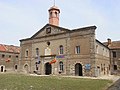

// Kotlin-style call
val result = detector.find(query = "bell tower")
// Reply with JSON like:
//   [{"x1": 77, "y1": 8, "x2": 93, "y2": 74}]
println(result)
[{"x1": 48, "y1": 5, "x2": 60, "y2": 26}]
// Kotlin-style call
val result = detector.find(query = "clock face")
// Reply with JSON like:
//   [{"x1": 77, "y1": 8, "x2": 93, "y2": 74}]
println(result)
[
  {"x1": 46, "y1": 27, "x2": 63, "y2": 35},
  {"x1": 46, "y1": 27, "x2": 51, "y2": 34}
]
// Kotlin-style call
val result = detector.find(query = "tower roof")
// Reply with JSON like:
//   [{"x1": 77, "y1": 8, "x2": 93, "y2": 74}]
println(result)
[{"x1": 49, "y1": 5, "x2": 60, "y2": 13}]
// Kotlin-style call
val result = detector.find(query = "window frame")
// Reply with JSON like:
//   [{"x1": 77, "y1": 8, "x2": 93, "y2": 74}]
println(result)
[
  {"x1": 9, "y1": 55, "x2": 11, "y2": 58},
  {"x1": 75, "y1": 46, "x2": 80, "y2": 54},
  {"x1": 36, "y1": 48, "x2": 39, "y2": 56},
  {"x1": 2, "y1": 54, "x2": 5, "y2": 58},
  {"x1": 59, "y1": 45, "x2": 64, "y2": 55},
  {"x1": 114, "y1": 65, "x2": 117, "y2": 70},
  {"x1": 15, "y1": 65, "x2": 18, "y2": 70},
  {"x1": 25, "y1": 50, "x2": 29, "y2": 57},
  {"x1": 113, "y1": 51, "x2": 116, "y2": 58},
  {"x1": 59, "y1": 61, "x2": 64, "y2": 71}
]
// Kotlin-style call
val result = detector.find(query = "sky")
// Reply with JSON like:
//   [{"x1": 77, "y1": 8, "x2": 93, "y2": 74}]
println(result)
[{"x1": 0, "y1": 0, "x2": 120, "y2": 46}]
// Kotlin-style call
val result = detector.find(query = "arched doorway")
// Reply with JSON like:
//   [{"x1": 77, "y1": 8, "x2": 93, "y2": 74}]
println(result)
[
  {"x1": 75, "y1": 63, "x2": 83, "y2": 76},
  {"x1": 1, "y1": 66, "x2": 4, "y2": 72},
  {"x1": 45, "y1": 62, "x2": 52, "y2": 75},
  {"x1": 24, "y1": 64, "x2": 29, "y2": 73},
  {"x1": 15, "y1": 65, "x2": 18, "y2": 70}
]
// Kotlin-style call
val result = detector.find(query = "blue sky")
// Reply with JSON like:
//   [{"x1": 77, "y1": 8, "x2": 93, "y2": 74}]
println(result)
[{"x1": 0, "y1": 0, "x2": 120, "y2": 46}]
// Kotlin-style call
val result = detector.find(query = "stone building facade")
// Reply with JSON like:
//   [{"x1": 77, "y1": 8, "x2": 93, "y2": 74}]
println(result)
[
  {"x1": 19, "y1": 5, "x2": 111, "y2": 77},
  {"x1": 95, "y1": 40, "x2": 110, "y2": 76},
  {"x1": 104, "y1": 39, "x2": 120, "y2": 75},
  {"x1": 0, "y1": 44, "x2": 20, "y2": 73}
]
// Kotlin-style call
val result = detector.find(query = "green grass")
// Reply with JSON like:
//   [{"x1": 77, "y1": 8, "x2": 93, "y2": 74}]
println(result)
[{"x1": 0, "y1": 73, "x2": 112, "y2": 90}]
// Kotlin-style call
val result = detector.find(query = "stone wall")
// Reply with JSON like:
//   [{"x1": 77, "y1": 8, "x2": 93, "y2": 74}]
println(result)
[
  {"x1": 19, "y1": 25, "x2": 111, "y2": 77},
  {"x1": 0, "y1": 52, "x2": 19, "y2": 73}
]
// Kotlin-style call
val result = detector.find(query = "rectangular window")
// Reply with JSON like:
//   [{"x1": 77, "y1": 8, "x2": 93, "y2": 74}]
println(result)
[
  {"x1": 113, "y1": 51, "x2": 116, "y2": 57},
  {"x1": 96, "y1": 45, "x2": 98, "y2": 53},
  {"x1": 101, "y1": 64, "x2": 103, "y2": 71},
  {"x1": 114, "y1": 65, "x2": 117, "y2": 70},
  {"x1": 76, "y1": 46, "x2": 80, "y2": 54},
  {"x1": 2, "y1": 54, "x2": 5, "y2": 58}
]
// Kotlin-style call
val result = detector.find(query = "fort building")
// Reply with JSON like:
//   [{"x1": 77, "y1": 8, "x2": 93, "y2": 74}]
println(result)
[
  {"x1": 19, "y1": 5, "x2": 110, "y2": 77},
  {"x1": 0, "y1": 44, "x2": 20, "y2": 73}
]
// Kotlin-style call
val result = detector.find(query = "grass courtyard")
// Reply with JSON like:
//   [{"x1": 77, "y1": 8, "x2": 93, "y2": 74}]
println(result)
[{"x1": 0, "y1": 73, "x2": 112, "y2": 90}]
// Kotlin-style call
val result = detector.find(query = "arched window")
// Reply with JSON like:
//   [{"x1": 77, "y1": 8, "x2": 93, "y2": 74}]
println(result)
[
  {"x1": 25, "y1": 50, "x2": 29, "y2": 57},
  {"x1": 59, "y1": 45, "x2": 63, "y2": 54},
  {"x1": 36, "y1": 48, "x2": 39, "y2": 55},
  {"x1": 55, "y1": 12, "x2": 57, "y2": 17},
  {"x1": 59, "y1": 61, "x2": 64, "y2": 71},
  {"x1": 50, "y1": 12, "x2": 52, "y2": 17}
]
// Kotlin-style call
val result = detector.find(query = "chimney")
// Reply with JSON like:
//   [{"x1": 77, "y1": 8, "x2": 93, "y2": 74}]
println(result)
[{"x1": 107, "y1": 38, "x2": 112, "y2": 46}]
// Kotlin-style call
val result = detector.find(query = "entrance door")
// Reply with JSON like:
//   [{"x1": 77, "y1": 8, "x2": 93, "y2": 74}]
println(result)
[
  {"x1": 45, "y1": 62, "x2": 52, "y2": 75},
  {"x1": 15, "y1": 65, "x2": 18, "y2": 70},
  {"x1": 1, "y1": 66, "x2": 4, "y2": 72},
  {"x1": 75, "y1": 63, "x2": 83, "y2": 76}
]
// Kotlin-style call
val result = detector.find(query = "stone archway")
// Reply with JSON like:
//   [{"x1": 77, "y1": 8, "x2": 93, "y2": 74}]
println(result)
[
  {"x1": 15, "y1": 65, "x2": 18, "y2": 70},
  {"x1": 24, "y1": 64, "x2": 29, "y2": 73},
  {"x1": 75, "y1": 63, "x2": 83, "y2": 76},
  {"x1": 45, "y1": 62, "x2": 52, "y2": 75}
]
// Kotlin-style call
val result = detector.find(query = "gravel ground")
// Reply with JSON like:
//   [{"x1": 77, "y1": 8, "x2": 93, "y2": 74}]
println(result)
[
  {"x1": 30, "y1": 74, "x2": 120, "y2": 82},
  {"x1": 107, "y1": 78, "x2": 120, "y2": 90}
]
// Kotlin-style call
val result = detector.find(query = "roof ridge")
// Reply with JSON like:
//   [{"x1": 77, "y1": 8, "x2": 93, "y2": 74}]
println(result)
[{"x1": 72, "y1": 25, "x2": 97, "y2": 31}]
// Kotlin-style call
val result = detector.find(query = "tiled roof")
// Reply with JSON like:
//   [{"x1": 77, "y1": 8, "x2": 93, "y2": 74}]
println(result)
[
  {"x1": 103, "y1": 41, "x2": 120, "y2": 49},
  {"x1": 0, "y1": 44, "x2": 20, "y2": 53},
  {"x1": 109, "y1": 41, "x2": 120, "y2": 49},
  {"x1": 0, "y1": 44, "x2": 6, "y2": 52},
  {"x1": 49, "y1": 6, "x2": 60, "y2": 12}
]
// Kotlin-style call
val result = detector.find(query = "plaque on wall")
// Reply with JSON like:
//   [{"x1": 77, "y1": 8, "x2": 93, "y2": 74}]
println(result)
[
  {"x1": 85, "y1": 64, "x2": 91, "y2": 70},
  {"x1": 56, "y1": 55, "x2": 65, "y2": 58},
  {"x1": 45, "y1": 47, "x2": 51, "y2": 56}
]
